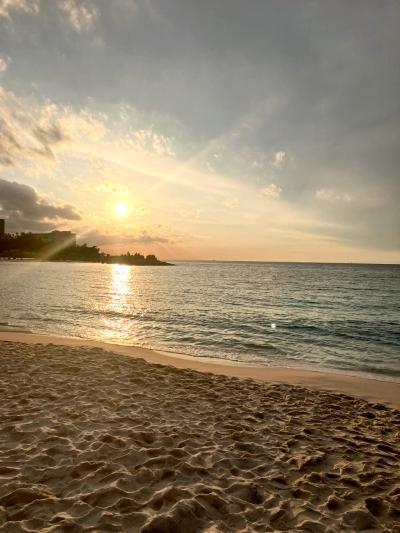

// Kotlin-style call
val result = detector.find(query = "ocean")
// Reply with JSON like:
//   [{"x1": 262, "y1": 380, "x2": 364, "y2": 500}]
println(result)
[{"x1": 0, "y1": 261, "x2": 399, "y2": 380}]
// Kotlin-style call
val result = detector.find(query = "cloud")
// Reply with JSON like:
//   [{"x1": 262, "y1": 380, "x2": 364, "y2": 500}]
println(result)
[
  {"x1": 60, "y1": 0, "x2": 98, "y2": 33},
  {"x1": 0, "y1": 87, "x2": 68, "y2": 166},
  {"x1": 0, "y1": 55, "x2": 10, "y2": 73},
  {"x1": 82, "y1": 229, "x2": 170, "y2": 247},
  {"x1": 93, "y1": 180, "x2": 129, "y2": 194},
  {"x1": 249, "y1": 150, "x2": 287, "y2": 175},
  {"x1": 224, "y1": 196, "x2": 239, "y2": 209},
  {"x1": 131, "y1": 129, "x2": 175, "y2": 157},
  {"x1": 0, "y1": 1, "x2": 398, "y2": 258},
  {"x1": 315, "y1": 189, "x2": 351, "y2": 203},
  {"x1": 128, "y1": 231, "x2": 170, "y2": 245},
  {"x1": 0, "y1": 178, "x2": 81, "y2": 232},
  {"x1": 0, "y1": 0, "x2": 39, "y2": 18},
  {"x1": 273, "y1": 150, "x2": 286, "y2": 168},
  {"x1": 0, "y1": 85, "x2": 105, "y2": 168},
  {"x1": 261, "y1": 183, "x2": 282, "y2": 199}
]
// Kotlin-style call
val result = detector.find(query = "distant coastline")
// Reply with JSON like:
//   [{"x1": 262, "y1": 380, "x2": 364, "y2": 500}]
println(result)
[
  {"x1": 0, "y1": 226, "x2": 172, "y2": 266},
  {"x1": 0, "y1": 256, "x2": 172, "y2": 266}
]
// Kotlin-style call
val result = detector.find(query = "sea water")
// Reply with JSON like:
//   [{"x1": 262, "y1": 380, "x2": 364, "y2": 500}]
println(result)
[{"x1": 0, "y1": 261, "x2": 399, "y2": 380}]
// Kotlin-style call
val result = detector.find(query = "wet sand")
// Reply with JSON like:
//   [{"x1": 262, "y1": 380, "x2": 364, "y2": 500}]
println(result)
[{"x1": 0, "y1": 335, "x2": 399, "y2": 531}]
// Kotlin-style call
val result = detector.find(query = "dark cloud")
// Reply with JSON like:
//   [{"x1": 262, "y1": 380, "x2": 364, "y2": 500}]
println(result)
[{"x1": 0, "y1": 178, "x2": 80, "y2": 232}]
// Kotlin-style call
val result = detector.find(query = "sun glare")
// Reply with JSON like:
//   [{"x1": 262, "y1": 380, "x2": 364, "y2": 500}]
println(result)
[{"x1": 115, "y1": 203, "x2": 128, "y2": 217}]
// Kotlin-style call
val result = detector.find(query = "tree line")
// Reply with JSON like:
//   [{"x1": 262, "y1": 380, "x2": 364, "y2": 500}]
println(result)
[{"x1": 0, "y1": 233, "x2": 171, "y2": 266}]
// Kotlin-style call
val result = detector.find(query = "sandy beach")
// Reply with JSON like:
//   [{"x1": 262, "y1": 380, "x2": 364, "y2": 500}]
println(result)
[{"x1": 0, "y1": 335, "x2": 399, "y2": 532}]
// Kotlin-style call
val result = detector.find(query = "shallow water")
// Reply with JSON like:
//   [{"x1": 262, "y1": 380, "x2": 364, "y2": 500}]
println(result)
[{"x1": 0, "y1": 261, "x2": 399, "y2": 380}]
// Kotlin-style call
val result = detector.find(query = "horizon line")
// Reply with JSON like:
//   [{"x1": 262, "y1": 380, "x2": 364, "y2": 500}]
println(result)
[{"x1": 165, "y1": 259, "x2": 400, "y2": 266}]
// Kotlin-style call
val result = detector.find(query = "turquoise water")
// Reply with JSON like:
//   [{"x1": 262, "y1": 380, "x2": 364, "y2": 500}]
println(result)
[{"x1": 0, "y1": 261, "x2": 399, "y2": 380}]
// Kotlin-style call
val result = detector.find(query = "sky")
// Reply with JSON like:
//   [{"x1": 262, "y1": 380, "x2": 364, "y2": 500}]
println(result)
[{"x1": 0, "y1": 0, "x2": 399, "y2": 262}]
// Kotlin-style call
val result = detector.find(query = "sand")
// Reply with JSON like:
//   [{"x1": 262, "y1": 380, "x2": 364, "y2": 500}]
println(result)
[
  {"x1": 1, "y1": 332, "x2": 399, "y2": 410},
  {"x1": 0, "y1": 338, "x2": 399, "y2": 532}
]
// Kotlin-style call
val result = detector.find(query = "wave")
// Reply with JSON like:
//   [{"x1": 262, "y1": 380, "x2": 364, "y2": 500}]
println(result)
[{"x1": 1, "y1": 261, "x2": 399, "y2": 380}]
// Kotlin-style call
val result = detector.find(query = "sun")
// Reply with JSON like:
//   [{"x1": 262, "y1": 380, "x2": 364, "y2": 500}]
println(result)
[{"x1": 115, "y1": 203, "x2": 128, "y2": 217}]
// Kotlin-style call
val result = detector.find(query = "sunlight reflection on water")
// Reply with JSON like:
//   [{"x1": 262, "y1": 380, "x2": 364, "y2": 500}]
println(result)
[
  {"x1": 103, "y1": 264, "x2": 134, "y2": 341},
  {"x1": 0, "y1": 261, "x2": 399, "y2": 379}
]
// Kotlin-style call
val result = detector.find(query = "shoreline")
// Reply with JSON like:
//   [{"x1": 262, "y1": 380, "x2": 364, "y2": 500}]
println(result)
[{"x1": 1, "y1": 330, "x2": 399, "y2": 409}]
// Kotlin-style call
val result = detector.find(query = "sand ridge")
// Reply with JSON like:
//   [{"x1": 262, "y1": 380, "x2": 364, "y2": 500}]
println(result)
[{"x1": 0, "y1": 341, "x2": 399, "y2": 532}]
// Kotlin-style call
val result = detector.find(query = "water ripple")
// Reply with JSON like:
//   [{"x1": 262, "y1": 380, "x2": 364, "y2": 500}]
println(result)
[{"x1": 1, "y1": 261, "x2": 399, "y2": 379}]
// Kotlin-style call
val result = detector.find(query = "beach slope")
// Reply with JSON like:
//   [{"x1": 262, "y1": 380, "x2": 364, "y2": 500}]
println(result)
[
  {"x1": 0, "y1": 332, "x2": 399, "y2": 409},
  {"x1": 0, "y1": 339, "x2": 399, "y2": 532}
]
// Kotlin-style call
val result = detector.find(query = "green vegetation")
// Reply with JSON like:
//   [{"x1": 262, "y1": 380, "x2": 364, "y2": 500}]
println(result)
[{"x1": 0, "y1": 233, "x2": 171, "y2": 266}]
